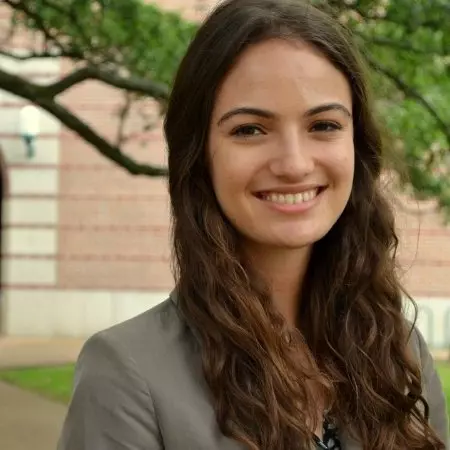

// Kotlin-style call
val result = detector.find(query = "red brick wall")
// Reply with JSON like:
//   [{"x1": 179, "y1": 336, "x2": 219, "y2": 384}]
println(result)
[
  {"x1": 57, "y1": 0, "x2": 450, "y2": 296},
  {"x1": 57, "y1": 0, "x2": 217, "y2": 290},
  {"x1": 3, "y1": 0, "x2": 450, "y2": 297},
  {"x1": 395, "y1": 197, "x2": 450, "y2": 297},
  {"x1": 57, "y1": 109, "x2": 171, "y2": 289}
]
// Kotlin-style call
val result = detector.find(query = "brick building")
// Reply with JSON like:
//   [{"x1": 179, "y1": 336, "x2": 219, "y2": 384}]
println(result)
[{"x1": 0, "y1": 0, "x2": 449, "y2": 348}]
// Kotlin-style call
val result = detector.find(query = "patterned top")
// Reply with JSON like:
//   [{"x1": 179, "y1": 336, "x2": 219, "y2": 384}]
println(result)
[{"x1": 313, "y1": 416, "x2": 341, "y2": 449}]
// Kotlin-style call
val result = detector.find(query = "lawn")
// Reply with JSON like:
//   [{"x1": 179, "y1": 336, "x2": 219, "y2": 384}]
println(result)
[
  {"x1": 0, "y1": 363, "x2": 449, "y2": 414},
  {"x1": 438, "y1": 363, "x2": 450, "y2": 413},
  {"x1": 0, "y1": 364, "x2": 75, "y2": 404}
]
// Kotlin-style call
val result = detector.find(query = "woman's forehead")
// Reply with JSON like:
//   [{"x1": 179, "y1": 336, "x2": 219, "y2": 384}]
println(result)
[{"x1": 213, "y1": 39, "x2": 352, "y2": 117}]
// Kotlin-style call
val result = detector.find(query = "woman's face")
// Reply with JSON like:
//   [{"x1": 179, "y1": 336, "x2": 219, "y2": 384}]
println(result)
[{"x1": 208, "y1": 38, "x2": 354, "y2": 251}]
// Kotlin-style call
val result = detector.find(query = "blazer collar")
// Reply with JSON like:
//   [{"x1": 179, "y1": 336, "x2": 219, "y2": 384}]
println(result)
[{"x1": 169, "y1": 288, "x2": 203, "y2": 344}]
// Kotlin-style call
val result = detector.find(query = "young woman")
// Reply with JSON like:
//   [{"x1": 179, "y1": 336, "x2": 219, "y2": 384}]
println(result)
[{"x1": 58, "y1": 0, "x2": 449, "y2": 449}]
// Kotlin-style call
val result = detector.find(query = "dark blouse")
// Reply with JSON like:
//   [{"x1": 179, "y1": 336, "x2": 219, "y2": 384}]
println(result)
[{"x1": 313, "y1": 416, "x2": 341, "y2": 449}]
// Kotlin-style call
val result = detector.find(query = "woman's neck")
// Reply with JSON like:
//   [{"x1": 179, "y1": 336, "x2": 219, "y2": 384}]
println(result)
[{"x1": 243, "y1": 242, "x2": 312, "y2": 327}]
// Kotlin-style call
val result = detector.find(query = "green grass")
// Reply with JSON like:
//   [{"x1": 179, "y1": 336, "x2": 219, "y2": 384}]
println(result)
[
  {"x1": 0, "y1": 363, "x2": 449, "y2": 414},
  {"x1": 437, "y1": 363, "x2": 450, "y2": 413},
  {"x1": 0, "y1": 365, "x2": 75, "y2": 404}
]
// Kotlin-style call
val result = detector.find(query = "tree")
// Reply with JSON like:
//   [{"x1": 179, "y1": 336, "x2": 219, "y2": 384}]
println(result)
[
  {"x1": 1, "y1": 0, "x2": 449, "y2": 215},
  {"x1": 0, "y1": 0, "x2": 196, "y2": 176},
  {"x1": 319, "y1": 0, "x2": 450, "y2": 217}
]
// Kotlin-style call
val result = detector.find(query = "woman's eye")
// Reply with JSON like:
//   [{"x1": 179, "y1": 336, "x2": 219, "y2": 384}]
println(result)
[
  {"x1": 231, "y1": 125, "x2": 264, "y2": 137},
  {"x1": 310, "y1": 121, "x2": 342, "y2": 133}
]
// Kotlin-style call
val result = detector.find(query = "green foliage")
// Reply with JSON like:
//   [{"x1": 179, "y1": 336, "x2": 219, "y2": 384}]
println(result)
[
  {"x1": 311, "y1": 0, "x2": 450, "y2": 217},
  {"x1": 5, "y1": 0, "x2": 450, "y2": 217},
  {"x1": 353, "y1": 0, "x2": 450, "y2": 215},
  {"x1": 15, "y1": 0, "x2": 198, "y2": 86}
]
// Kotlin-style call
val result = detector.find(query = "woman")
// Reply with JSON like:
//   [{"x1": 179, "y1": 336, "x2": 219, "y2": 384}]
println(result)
[{"x1": 58, "y1": 0, "x2": 449, "y2": 449}]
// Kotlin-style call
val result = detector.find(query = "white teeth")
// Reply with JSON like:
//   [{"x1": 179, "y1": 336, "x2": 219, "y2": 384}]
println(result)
[{"x1": 263, "y1": 189, "x2": 318, "y2": 205}]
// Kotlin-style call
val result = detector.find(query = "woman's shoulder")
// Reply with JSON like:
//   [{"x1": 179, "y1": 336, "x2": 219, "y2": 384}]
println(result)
[
  {"x1": 94, "y1": 294, "x2": 186, "y2": 347},
  {"x1": 407, "y1": 323, "x2": 435, "y2": 373},
  {"x1": 59, "y1": 295, "x2": 203, "y2": 449},
  {"x1": 408, "y1": 323, "x2": 449, "y2": 446},
  {"x1": 76, "y1": 293, "x2": 199, "y2": 388},
  {"x1": 407, "y1": 323, "x2": 436, "y2": 390}
]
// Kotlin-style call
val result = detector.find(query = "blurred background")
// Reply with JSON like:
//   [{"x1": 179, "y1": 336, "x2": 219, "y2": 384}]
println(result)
[{"x1": 0, "y1": 0, "x2": 449, "y2": 449}]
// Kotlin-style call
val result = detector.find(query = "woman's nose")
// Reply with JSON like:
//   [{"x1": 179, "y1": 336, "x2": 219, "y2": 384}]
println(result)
[{"x1": 269, "y1": 132, "x2": 315, "y2": 180}]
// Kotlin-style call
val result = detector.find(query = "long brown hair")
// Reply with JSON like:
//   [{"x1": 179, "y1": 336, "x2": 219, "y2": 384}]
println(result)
[{"x1": 164, "y1": 0, "x2": 445, "y2": 448}]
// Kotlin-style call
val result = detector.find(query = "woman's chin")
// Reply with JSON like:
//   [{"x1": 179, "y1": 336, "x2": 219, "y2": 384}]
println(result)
[{"x1": 258, "y1": 234, "x2": 321, "y2": 250}]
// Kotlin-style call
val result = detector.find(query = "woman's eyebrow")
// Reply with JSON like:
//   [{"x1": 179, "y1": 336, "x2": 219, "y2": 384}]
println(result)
[
  {"x1": 304, "y1": 103, "x2": 352, "y2": 118},
  {"x1": 217, "y1": 107, "x2": 274, "y2": 126},
  {"x1": 217, "y1": 102, "x2": 352, "y2": 126}
]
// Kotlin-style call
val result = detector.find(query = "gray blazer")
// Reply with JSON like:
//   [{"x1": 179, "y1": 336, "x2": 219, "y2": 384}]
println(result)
[{"x1": 58, "y1": 294, "x2": 449, "y2": 450}]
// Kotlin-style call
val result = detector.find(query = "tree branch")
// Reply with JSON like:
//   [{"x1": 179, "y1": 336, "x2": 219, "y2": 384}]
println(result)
[
  {"x1": 365, "y1": 54, "x2": 450, "y2": 143},
  {"x1": 31, "y1": 0, "x2": 97, "y2": 58},
  {"x1": 3, "y1": 0, "x2": 69, "y2": 54},
  {"x1": 0, "y1": 48, "x2": 80, "y2": 60},
  {"x1": 0, "y1": 67, "x2": 168, "y2": 177},
  {"x1": 41, "y1": 100, "x2": 168, "y2": 176},
  {"x1": 115, "y1": 92, "x2": 133, "y2": 147},
  {"x1": 39, "y1": 0, "x2": 94, "y2": 45},
  {"x1": 0, "y1": 9, "x2": 19, "y2": 45},
  {"x1": 4, "y1": 0, "x2": 122, "y2": 66},
  {"x1": 42, "y1": 66, "x2": 169, "y2": 101}
]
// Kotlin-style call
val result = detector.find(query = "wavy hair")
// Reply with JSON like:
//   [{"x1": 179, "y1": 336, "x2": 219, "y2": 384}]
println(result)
[{"x1": 164, "y1": 0, "x2": 445, "y2": 448}]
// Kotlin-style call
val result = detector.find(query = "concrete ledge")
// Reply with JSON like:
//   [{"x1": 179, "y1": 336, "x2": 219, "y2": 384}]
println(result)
[
  {"x1": 1, "y1": 289, "x2": 169, "y2": 337},
  {"x1": 1, "y1": 289, "x2": 450, "y2": 351},
  {"x1": 0, "y1": 337, "x2": 85, "y2": 370},
  {"x1": 431, "y1": 349, "x2": 450, "y2": 362}
]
